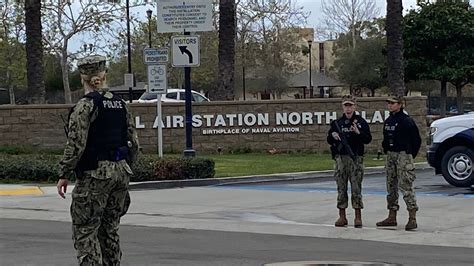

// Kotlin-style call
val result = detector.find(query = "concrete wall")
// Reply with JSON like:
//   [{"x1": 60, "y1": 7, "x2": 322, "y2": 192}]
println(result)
[{"x1": 0, "y1": 97, "x2": 427, "y2": 155}]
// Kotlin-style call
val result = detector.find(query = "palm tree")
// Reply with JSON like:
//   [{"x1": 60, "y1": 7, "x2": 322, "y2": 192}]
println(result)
[
  {"x1": 25, "y1": 0, "x2": 45, "y2": 104},
  {"x1": 386, "y1": 0, "x2": 405, "y2": 97},
  {"x1": 216, "y1": 0, "x2": 236, "y2": 100}
]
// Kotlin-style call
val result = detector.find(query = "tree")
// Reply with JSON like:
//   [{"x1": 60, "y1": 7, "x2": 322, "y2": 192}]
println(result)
[
  {"x1": 321, "y1": 0, "x2": 380, "y2": 49},
  {"x1": 333, "y1": 18, "x2": 386, "y2": 96},
  {"x1": 386, "y1": 0, "x2": 405, "y2": 97},
  {"x1": 25, "y1": 0, "x2": 45, "y2": 104},
  {"x1": 0, "y1": 1, "x2": 27, "y2": 104},
  {"x1": 334, "y1": 37, "x2": 386, "y2": 96},
  {"x1": 404, "y1": 1, "x2": 473, "y2": 116},
  {"x1": 41, "y1": 1, "x2": 135, "y2": 103},
  {"x1": 216, "y1": 0, "x2": 236, "y2": 100},
  {"x1": 234, "y1": 0, "x2": 309, "y2": 99}
]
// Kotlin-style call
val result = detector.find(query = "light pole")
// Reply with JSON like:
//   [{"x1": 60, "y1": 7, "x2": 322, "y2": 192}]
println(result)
[
  {"x1": 242, "y1": 42, "x2": 247, "y2": 101},
  {"x1": 146, "y1": 9, "x2": 153, "y2": 48},
  {"x1": 308, "y1": 40, "x2": 313, "y2": 98},
  {"x1": 126, "y1": 0, "x2": 133, "y2": 103}
]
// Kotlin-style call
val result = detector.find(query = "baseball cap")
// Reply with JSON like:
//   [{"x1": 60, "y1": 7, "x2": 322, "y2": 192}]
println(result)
[
  {"x1": 341, "y1": 95, "x2": 356, "y2": 105},
  {"x1": 386, "y1": 95, "x2": 404, "y2": 103},
  {"x1": 77, "y1": 55, "x2": 107, "y2": 75}
]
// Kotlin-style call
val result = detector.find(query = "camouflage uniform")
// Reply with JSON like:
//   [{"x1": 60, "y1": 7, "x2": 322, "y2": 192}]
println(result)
[
  {"x1": 385, "y1": 151, "x2": 418, "y2": 211},
  {"x1": 328, "y1": 95, "x2": 372, "y2": 210},
  {"x1": 334, "y1": 155, "x2": 364, "y2": 209},
  {"x1": 377, "y1": 95, "x2": 421, "y2": 230},
  {"x1": 59, "y1": 55, "x2": 139, "y2": 265}
]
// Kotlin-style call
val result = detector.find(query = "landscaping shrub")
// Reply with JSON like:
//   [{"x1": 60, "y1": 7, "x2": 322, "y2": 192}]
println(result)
[
  {"x1": 0, "y1": 154, "x2": 61, "y2": 182},
  {"x1": 0, "y1": 153, "x2": 215, "y2": 182},
  {"x1": 154, "y1": 157, "x2": 215, "y2": 180},
  {"x1": 130, "y1": 154, "x2": 158, "y2": 182}
]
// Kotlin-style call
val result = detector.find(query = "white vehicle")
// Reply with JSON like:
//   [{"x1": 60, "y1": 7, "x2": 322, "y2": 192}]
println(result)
[
  {"x1": 427, "y1": 113, "x2": 474, "y2": 187},
  {"x1": 136, "y1": 89, "x2": 210, "y2": 103}
]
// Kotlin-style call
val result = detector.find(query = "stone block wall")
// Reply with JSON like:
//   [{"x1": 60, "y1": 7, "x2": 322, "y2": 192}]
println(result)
[{"x1": 0, "y1": 97, "x2": 427, "y2": 155}]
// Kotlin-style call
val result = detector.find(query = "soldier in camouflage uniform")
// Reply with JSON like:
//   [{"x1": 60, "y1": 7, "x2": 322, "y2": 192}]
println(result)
[
  {"x1": 56, "y1": 55, "x2": 139, "y2": 265},
  {"x1": 376, "y1": 95, "x2": 421, "y2": 231},
  {"x1": 327, "y1": 95, "x2": 372, "y2": 228}
]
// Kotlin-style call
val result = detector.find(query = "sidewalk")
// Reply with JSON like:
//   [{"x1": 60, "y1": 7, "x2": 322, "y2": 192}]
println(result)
[{"x1": 0, "y1": 163, "x2": 430, "y2": 195}]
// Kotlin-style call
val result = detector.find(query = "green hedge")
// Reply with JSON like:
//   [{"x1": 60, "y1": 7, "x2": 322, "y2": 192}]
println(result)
[{"x1": 0, "y1": 154, "x2": 215, "y2": 183}]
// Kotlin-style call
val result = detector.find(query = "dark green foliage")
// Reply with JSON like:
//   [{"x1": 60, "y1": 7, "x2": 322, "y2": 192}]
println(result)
[
  {"x1": 186, "y1": 157, "x2": 215, "y2": 179},
  {"x1": 0, "y1": 154, "x2": 60, "y2": 182},
  {"x1": 0, "y1": 152, "x2": 215, "y2": 183},
  {"x1": 404, "y1": 2, "x2": 473, "y2": 82},
  {"x1": 155, "y1": 157, "x2": 215, "y2": 180},
  {"x1": 129, "y1": 154, "x2": 158, "y2": 182}
]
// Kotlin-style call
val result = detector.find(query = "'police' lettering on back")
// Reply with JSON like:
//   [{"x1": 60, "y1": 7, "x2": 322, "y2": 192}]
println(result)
[{"x1": 103, "y1": 100, "x2": 123, "y2": 109}]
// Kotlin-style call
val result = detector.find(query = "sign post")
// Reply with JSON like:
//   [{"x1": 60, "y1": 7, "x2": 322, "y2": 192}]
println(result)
[
  {"x1": 156, "y1": 0, "x2": 212, "y2": 157},
  {"x1": 145, "y1": 48, "x2": 169, "y2": 158}
]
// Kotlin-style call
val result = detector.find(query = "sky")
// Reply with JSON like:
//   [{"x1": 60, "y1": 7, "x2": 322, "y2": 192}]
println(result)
[
  {"x1": 300, "y1": 0, "x2": 419, "y2": 28},
  {"x1": 68, "y1": 0, "x2": 472, "y2": 53}
]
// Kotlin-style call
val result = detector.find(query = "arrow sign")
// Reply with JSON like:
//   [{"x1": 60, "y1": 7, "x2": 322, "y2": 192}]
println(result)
[
  {"x1": 172, "y1": 35, "x2": 200, "y2": 67},
  {"x1": 179, "y1": 46, "x2": 193, "y2": 64}
]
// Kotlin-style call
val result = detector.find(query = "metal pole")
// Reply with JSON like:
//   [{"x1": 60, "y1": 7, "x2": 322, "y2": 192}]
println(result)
[
  {"x1": 183, "y1": 31, "x2": 195, "y2": 157},
  {"x1": 308, "y1": 40, "x2": 312, "y2": 98},
  {"x1": 126, "y1": 0, "x2": 132, "y2": 103},
  {"x1": 157, "y1": 94, "x2": 163, "y2": 157},
  {"x1": 242, "y1": 65, "x2": 246, "y2": 101},
  {"x1": 147, "y1": 9, "x2": 152, "y2": 48}
]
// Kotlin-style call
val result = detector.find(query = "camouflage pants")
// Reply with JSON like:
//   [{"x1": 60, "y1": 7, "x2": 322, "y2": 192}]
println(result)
[
  {"x1": 334, "y1": 155, "x2": 364, "y2": 209},
  {"x1": 385, "y1": 151, "x2": 418, "y2": 211},
  {"x1": 71, "y1": 174, "x2": 130, "y2": 266}
]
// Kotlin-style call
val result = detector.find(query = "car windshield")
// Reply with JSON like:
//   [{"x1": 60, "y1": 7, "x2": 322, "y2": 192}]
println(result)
[
  {"x1": 192, "y1": 93, "x2": 208, "y2": 102},
  {"x1": 139, "y1": 92, "x2": 157, "y2": 100}
]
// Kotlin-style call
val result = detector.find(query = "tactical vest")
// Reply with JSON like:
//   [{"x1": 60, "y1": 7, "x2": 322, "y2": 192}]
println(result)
[{"x1": 75, "y1": 91, "x2": 128, "y2": 172}]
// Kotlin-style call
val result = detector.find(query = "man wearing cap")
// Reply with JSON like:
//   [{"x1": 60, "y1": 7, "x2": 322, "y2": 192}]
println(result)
[
  {"x1": 327, "y1": 95, "x2": 372, "y2": 227},
  {"x1": 56, "y1": 55, "x2": 139, "y2": 265},
  {"x1": 376, "y1": 95, "x2": 421, "y2": 231}
]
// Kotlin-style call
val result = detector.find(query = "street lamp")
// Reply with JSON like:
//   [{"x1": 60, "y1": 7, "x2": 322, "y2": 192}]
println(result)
[
  {"x1": 146, "y1": 9, "x2": 153, "y2": 48},
  {"x1": 307, "y1": 40, "x2": 313, "y2": 98},
  {"x1": 242, "y1": 42, "x2": 248, "y2": 101},
  {"x1": 126, "y1": 0, "x2": 133, "y2": 103}
]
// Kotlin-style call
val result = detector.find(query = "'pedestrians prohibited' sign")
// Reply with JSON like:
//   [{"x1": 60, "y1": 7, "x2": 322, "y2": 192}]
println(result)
[
  {"x1": 147, "y1": 65, "x2": 167, "y2": 94},
  {"x1": 171, "y1": 35, "x2": 200, "y2": 67},
  {"x1": 144, "y1": 48, "x2": 169, "y2": 64}
]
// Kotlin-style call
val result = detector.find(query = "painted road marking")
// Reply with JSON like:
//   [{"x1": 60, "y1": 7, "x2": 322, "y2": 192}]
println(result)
[
  {"x1": 0, "y1": 187, "x2": 43, "y2": 196},
  {"x1": 215, "y1": 185, "x2": 474, "y2": 198}
]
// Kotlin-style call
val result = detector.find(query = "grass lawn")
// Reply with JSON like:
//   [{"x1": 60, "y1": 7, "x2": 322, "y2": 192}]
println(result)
[{"x1": 206, "y1": 153, "x2": 425, "y2": 178}]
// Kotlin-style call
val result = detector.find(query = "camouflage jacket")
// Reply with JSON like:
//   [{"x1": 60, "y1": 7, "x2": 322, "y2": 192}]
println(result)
[{"x1": 59, "y1": 88, "x2": 139, "y2": 180}]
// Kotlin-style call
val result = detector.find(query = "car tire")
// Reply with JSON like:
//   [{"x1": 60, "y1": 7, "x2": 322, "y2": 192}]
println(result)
[{"x1": 440, "y1": 146, "x2": 473, "y2": 187}]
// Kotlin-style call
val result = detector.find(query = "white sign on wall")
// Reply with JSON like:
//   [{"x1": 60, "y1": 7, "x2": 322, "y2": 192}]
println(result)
[
  {"x1": 147, "y1": 65, "x2": 167, "y2": 94},
  {"x1": 157, "y1": 0, "x2": 213, "y2": 33},
  {"x1": 124, "y1": 73, "x2": 134, "y2": 88},
  {"x1": 172, "y1": 35, "x2": 200, "y2": 67}
]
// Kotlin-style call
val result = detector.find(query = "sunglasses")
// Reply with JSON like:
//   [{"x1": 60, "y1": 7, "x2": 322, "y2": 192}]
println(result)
[{"x1": 343, "y1": 103, "x2": 354, "y2": 106}]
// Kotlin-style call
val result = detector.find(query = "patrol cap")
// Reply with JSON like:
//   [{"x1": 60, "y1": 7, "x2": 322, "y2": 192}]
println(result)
[
  {"x1": 341, "y1": 95, "x2": 356, "y2": 105},
  {"x1": 386, "y1": 95, "x2": 404, "y2": 104},
  {"x1": 77, "y1": 55, "x2": 107, "y2": 75}
]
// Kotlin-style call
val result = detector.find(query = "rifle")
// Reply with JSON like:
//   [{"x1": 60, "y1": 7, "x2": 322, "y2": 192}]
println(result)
[
  {"x1": 60, "y1": 114, "x2": 69, "y2": 137},
  {"x1": 333, "y1": 121, "x2": 356, "y2": 161}
]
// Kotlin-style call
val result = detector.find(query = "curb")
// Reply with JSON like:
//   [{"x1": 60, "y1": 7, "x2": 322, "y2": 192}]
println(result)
[
  {"x1": 129, "y1": 162, "x2": 431, "y2": 190},
  {"x1": 0, "y1": 186, "x2": 44, "y2": 196}
]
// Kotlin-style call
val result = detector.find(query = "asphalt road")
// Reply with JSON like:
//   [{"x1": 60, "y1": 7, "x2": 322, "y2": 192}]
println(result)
[
  {"x1": 1, "y1": 218, "x2": 473, "y2": 266},
  {"x1": 1, "y1": 168, "x2": 473, "y2": 265},
  {"x1": 217, "y1": 168, "x2": 474, "y2": 198}
]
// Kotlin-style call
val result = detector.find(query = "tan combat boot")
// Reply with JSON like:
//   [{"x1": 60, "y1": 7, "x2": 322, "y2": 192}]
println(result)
[
  {"x1": 405, "y1": 210, "x2": 417, "y2": 231},
  {"x1": 376, "y1": 209, "x2": 397, "y2": 226},
  {"x1": 354, "y1": 208, "x2": 362, "y2": 228},
  {"x1": 335, "y1": 208, "x2": 348, "y2": 227}
]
